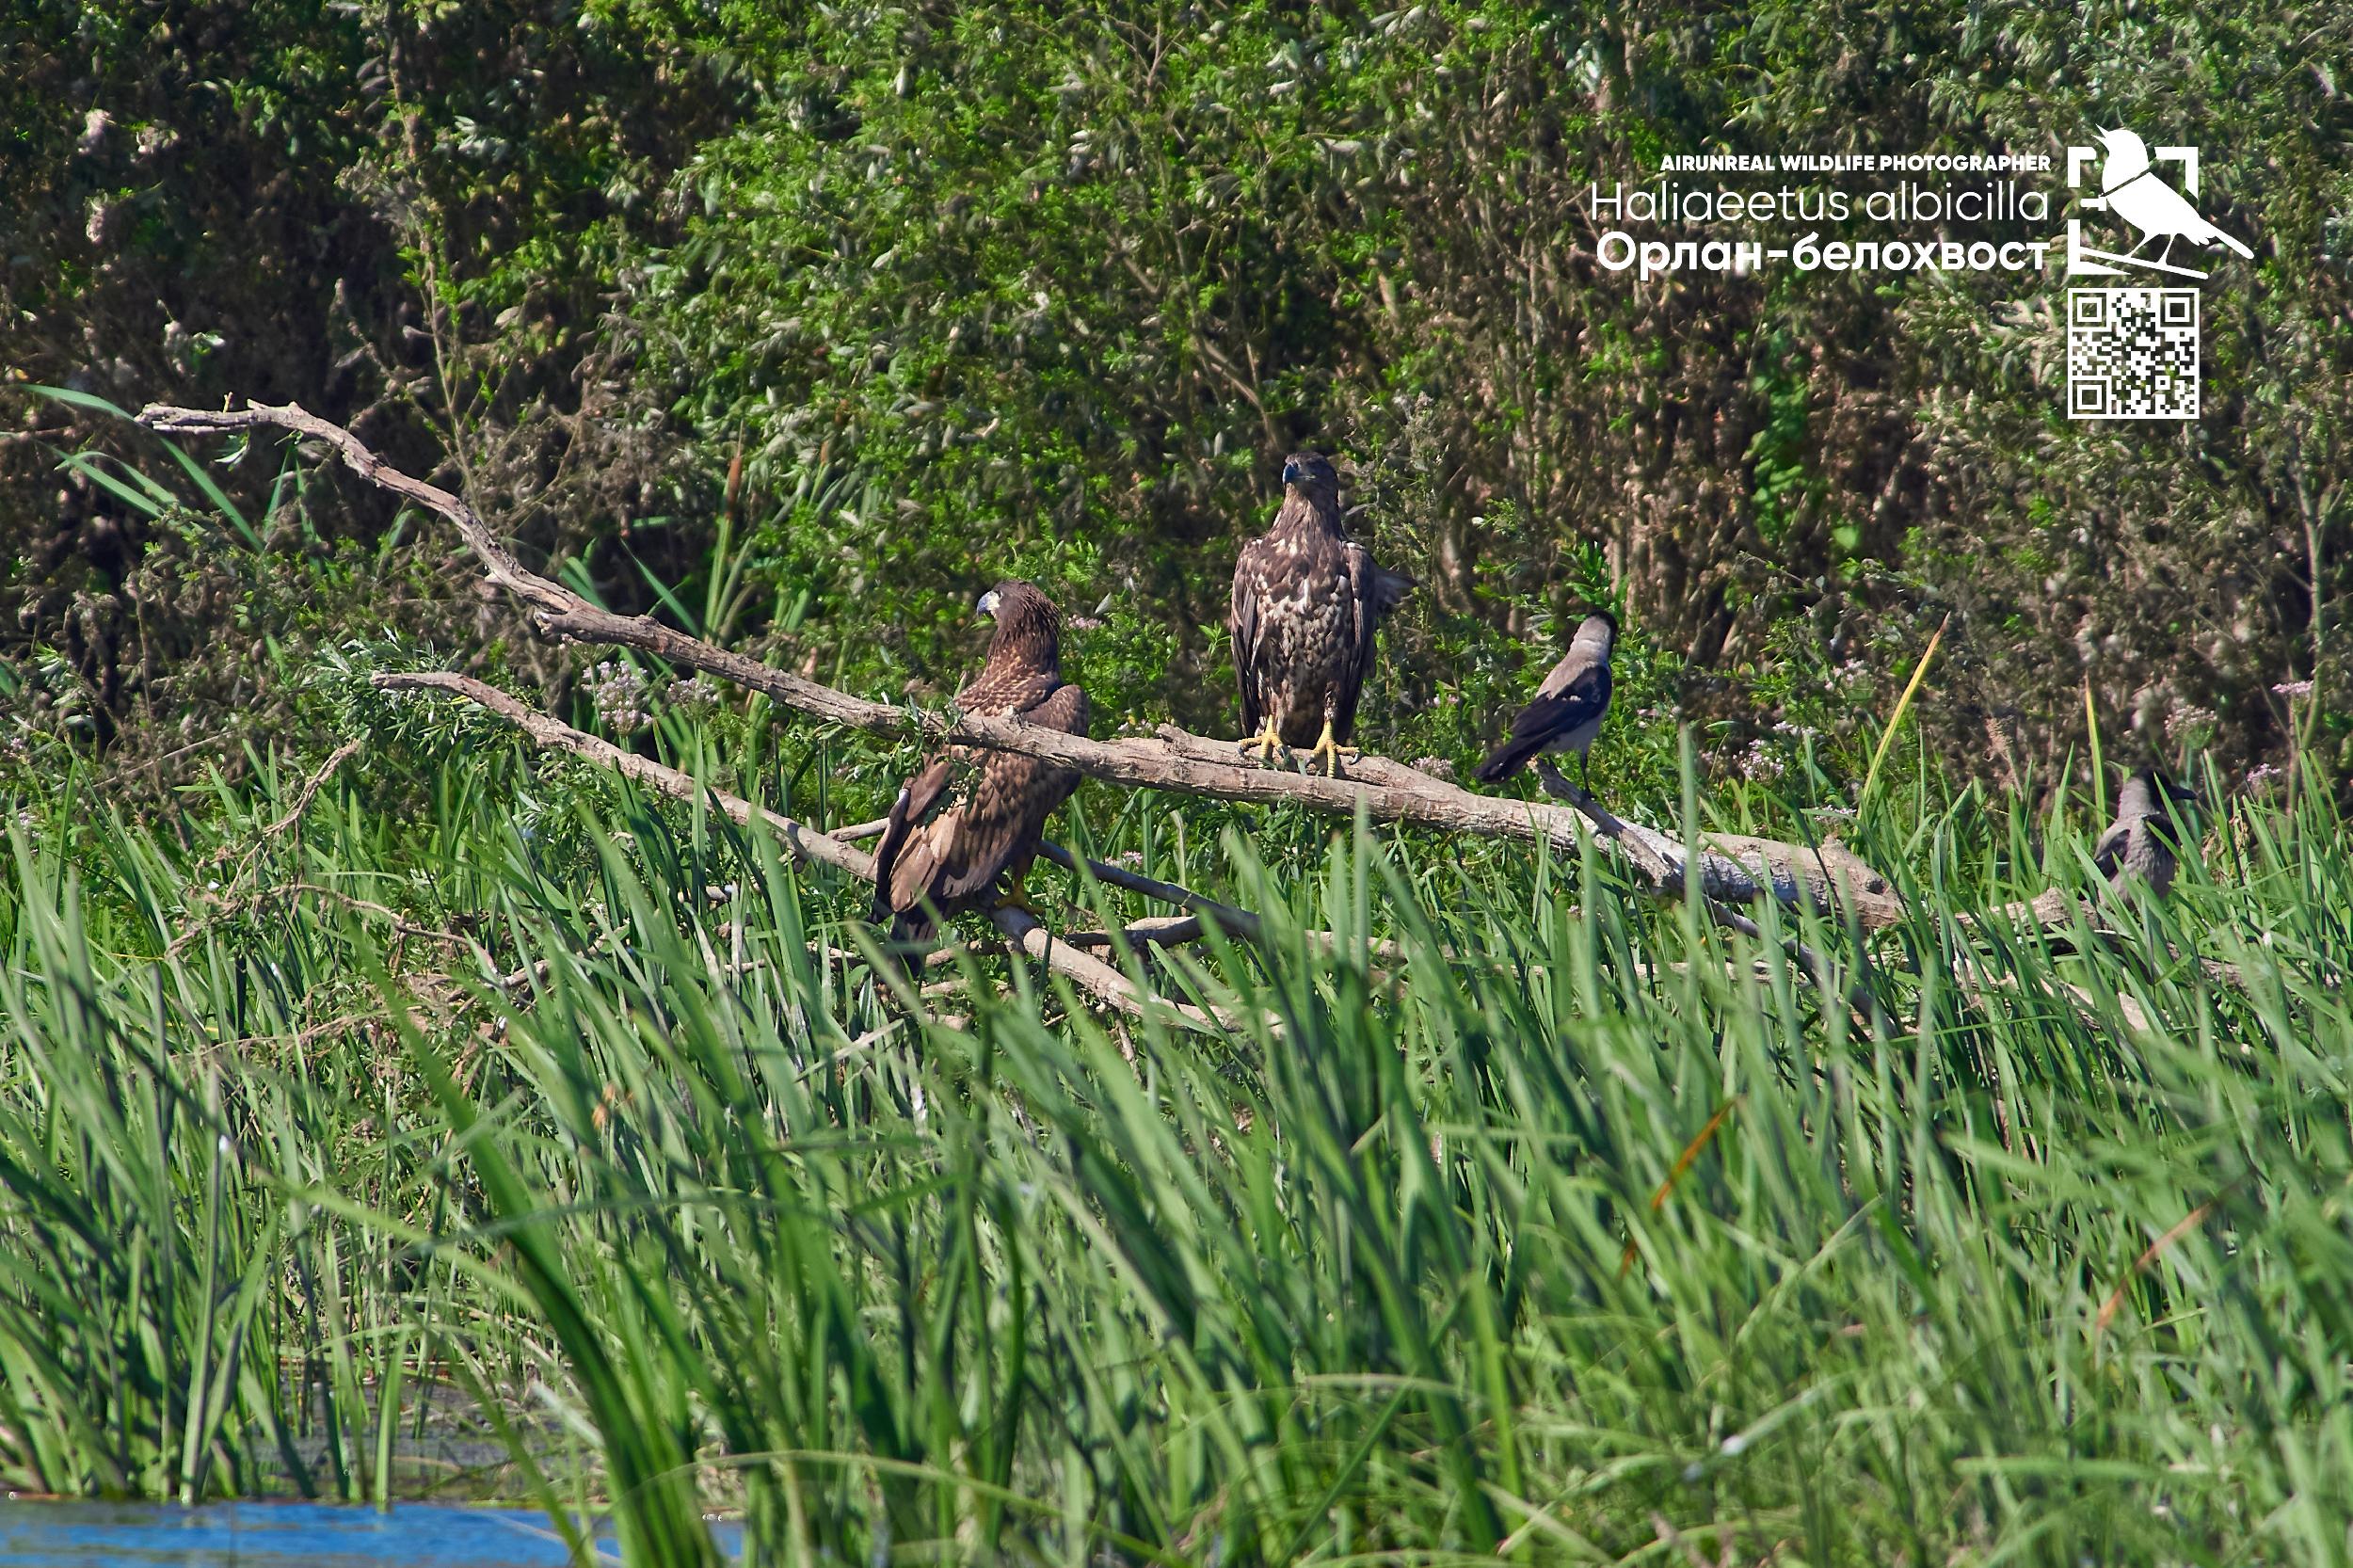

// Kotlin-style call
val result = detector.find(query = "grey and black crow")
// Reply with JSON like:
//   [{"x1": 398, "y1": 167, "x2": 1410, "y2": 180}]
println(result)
[
  {"x1": 1475, "y1": 612, "x2": 1618, "y2": 791},
  {"x1": 2091, "y1": 767, "x2": 2199, "y2": 898}
]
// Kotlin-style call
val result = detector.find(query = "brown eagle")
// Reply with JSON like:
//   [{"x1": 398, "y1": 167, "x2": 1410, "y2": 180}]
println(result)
[
  {"x1": 871, "y1": 581, "x2": 1090, "y2": 946},
  {"x1": 1229, "y1": 452, "x2": 1413, "y2": 776}
]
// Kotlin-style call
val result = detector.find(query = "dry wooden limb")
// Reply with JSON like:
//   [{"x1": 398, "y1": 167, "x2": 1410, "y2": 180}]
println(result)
[
  {"x1": 262, "y1": 737, "x2": 364, "y2": 840},
  {"x1": 1037, "y1": 841, "x2": 1438, "y2": 969},
  {"x1": 1950, "y1": 951, "x2": 2157, "y2": 1038},
  {"x1": 1060, "y1": 915, "x2": 1207, "y2": 951},
  {"x1": 371, "y1": 670, "x2": 1231, "y2": 1032},
  {"x1": 167, "y1": 879, "x2": 471, "y2": 959},
  {"x1": 1034, "y1": 840, "x2": 1267, "y2": 944},
  {"x1": 1525, "y1": 760, "x2": 1903, "y2": 925},
  {"x1": 1695, "y1": 895, "x2": 1881, "y2": 1031},
  {"x1": 138, "y1": 399, "x2": 1908, "y2": 932}
]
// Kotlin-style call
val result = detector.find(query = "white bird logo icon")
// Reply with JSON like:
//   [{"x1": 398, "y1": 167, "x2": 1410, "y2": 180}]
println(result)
[{"x1": 2094, "y1": 127, "x2": 2253, "y2": 267}]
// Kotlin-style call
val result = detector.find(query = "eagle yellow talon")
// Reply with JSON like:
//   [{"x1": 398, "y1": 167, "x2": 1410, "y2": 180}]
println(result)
[
  {"x1": 1306, "y1": 721, "x2": 1357, "y2": 777},
  {"x1": 1233, "y1": 718, "x2": 1288, "y2": 767},
  {"x1": 993, "y1": 868, "x2": 1046, "y2": 921}
]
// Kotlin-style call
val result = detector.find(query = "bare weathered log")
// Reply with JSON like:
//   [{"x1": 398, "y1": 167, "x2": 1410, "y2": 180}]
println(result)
[
  {"x1": 144, "y1": 399, "x2": 1904, "y2": 931},
  {"x1": 1526, "y1": 760, "x2": 1903, "y2": 927}
]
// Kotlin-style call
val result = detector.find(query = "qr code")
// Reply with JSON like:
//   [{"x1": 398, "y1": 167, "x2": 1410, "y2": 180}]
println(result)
[{"x1": 2068, "y1": 288, "x2": 2199, "y2": 420}]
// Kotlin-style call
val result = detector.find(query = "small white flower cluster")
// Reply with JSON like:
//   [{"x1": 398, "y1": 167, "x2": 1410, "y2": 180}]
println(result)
[
  {"x1": 1115, "y1": 850, "x2": 1144, "y2": 870},
  {"x1": 1735, "y1": 738, "x2": 1784, "y2": 780},
  {"x1": 2271, "y1": 679, "x2": 2315, "y2": 700},
  {"x1": 667, "y1": 674, "x2": 725, "y2": 713},
  {"x1": 1725, "y1": 714, "x2": 1813, "y2": 783},
  {"x1": 587, "y1": 661, "x2": 651, "y2": 731},
  {"x1": 1065, "y1": 615, "x2": 1106, "y2": 632},
  {"x1": 2165, "y1": 704, "x2": 2217, "y2": 744},
  {"x1": 2246, "y1": 761, "x2": 2285, "y2": 790}
]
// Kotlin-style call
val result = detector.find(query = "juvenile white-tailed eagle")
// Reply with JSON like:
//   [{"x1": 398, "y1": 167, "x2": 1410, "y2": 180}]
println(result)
[
  {"x1": 872, "y1": 581, "x2": 1089, "y2": 946},
  {"x1": 1475, "y1": 611, "x2": 1617, "y2": 791},
  {"x1": 1229, "y1": 452, "x2": 1413, "y2": 776}
]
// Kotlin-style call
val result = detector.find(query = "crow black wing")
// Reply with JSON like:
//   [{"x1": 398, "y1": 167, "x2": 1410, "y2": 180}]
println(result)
[
  {"x1": 2089, "y1": 817, "x2": 2131, "y2": 880},
  {"x1": 1475, "y1": 658, "x2": 1609, "y2": 783}
]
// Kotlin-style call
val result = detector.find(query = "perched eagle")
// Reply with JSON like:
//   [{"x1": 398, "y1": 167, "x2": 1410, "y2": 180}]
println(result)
[
  {"x1": 2092, "y1": 768, "x2": 2198, "y2": 898},
  {"x1": 1475, "y1": 611, "x2": 1617, "y2": 791},
  {"x1": 1228, "y1": 452, "x2": 1413, "y2": 776},
  {"x1": 871, "y1": 581, "x2": 1090, "y2": 947}
]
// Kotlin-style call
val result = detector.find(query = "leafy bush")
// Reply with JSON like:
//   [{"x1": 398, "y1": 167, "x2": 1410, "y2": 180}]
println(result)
[{"x1": 7, "y1": 1, "x2": 2344, "y2": 802}]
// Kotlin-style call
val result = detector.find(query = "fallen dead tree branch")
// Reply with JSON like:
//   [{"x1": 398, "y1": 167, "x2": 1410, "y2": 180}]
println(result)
[
  {"x1": 371, "y1": 670, "x2": 1234, "y2": 1032},
  {"x1": 1521, "y1": 758, "x2": 1900, "y2": 927},
  {"x1": 139, "y1": 398, "x2": 1908, "y2": 933}
]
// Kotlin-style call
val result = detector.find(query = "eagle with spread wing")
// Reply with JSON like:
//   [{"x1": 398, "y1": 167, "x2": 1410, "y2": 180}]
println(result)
[
  {"x1": 872, "y1": 581, "x2": 1090, "y2": 946},
  {"x1": 1229, "y1": 452, "x2": 1413, "y2": 776},
  {"x1": 1475, "y1": 612, "x2": 1617, "y2": 792}
]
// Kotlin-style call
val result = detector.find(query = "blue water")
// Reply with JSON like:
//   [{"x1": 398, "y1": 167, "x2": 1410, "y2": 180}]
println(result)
[{"x1": 0, "y1": 1502, "x2": 744, "y2": 1566}]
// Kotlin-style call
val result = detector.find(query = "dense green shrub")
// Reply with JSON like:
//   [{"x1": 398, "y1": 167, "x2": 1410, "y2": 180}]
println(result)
[{"x1": 4, "y1": 0, "x2": 2345, "y2": 798}]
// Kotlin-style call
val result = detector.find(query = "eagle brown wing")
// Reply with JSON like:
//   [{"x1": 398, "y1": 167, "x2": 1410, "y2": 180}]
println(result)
[
  {"x1": 930, "y1": 679, "x2": 1090, "y2": 904},
  {"x1": 871, "y1": 756, "x2": 956, "y2": 927},
  {"x1": 1334, "y1": 540, "x2": 1413, "y2": 741},
  {"x1": 1229, "y1": 536, "x2": 1279, "y2": 734},
  {"x1": 875, "y1": 677, "x2": 1090, "y2": 941}
]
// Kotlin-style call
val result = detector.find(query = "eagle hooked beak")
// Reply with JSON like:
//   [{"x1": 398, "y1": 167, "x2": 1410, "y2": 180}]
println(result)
[
  {"x1": 975, "y1": 588, "x2": 1001, "y2": 619},
  {"x1": 1281, "y1": 457, "x2": 1303, "y2": 487}
]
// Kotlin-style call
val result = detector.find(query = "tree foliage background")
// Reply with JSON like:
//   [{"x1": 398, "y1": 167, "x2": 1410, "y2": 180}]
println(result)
[{"x1": 5, "y1": 0, "x2": 2345, "y2": 796}]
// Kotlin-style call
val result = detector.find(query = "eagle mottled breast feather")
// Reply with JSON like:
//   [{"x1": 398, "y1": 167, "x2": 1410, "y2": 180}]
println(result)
[{"x1": 1229, "y1": 452, "x2": 1411, "y2": 749}]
